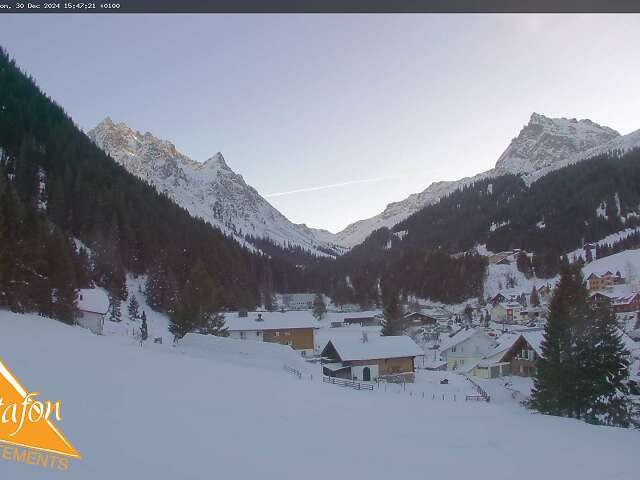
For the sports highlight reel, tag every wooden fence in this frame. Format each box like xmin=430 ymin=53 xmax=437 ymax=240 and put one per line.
xmin=323 ymin=376 xmax=374 ymax=391
xmin=465 ymin=376 xmax=491 ymax=402
xmin=283 ymin=364 xmax=303 ymax=379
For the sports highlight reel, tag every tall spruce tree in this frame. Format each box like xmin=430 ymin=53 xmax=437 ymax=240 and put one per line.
xmin=381 ymin=288 xmax=404 ymax=336
xmin=107 ymin=292 xmax=122 ymax=323
xmin=140 ymin=311 xmax=148 ymax=341
xmin=169 ymin=260 xmax=219 ymax=339
xmin=582 ymin=303 xmax=631 ymax=427
xmin=312 ymin=292 xmax=327 ymax=320
xmin=47 ymin=232 xmax=79 ymax=324
xmin=201 ymin=312 xmax=229 ymax=337
xmin=127 ymin=294 xmax=140 ymax=321
xmin=530 ymin=260 xmax=589 ymax=417
xmin=530 ymin=285 xmax=540 ymax=307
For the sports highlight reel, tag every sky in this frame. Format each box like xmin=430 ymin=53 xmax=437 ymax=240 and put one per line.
xmin=1 ymin=14 xmax=639 ymax=233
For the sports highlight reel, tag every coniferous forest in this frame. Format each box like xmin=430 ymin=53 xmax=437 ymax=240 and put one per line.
xmin=0 ymin=47 xmax=316 ymax=329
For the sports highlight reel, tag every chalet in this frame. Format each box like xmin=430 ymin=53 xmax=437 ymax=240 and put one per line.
xmin=588 ymin=291 xmax=614 ymax=308
xmin=588 ymin=291 xmax=640 ymax=313
xmin=472 ymin=332 xmax=543 ymax=378
xmin=321 ymin=334 xmax=423 ymax=382
xmin=438 ymin=328 xmax=496 ymax=371
xmin=77 ymin=288 xmax=109 ymax=335
xmin=343 ymin=315 xmax=382 ymax=327
xmin=225 ymin=312 xmax=319 ymax=356
xmin=490 ymin=302 xmax=525 ymax=324
xmin=613 ymin=293 xmax=640 ymax=313
xmin=489 ymin=293 xmax=508 ymax=306
xmin=404 ymin=311 xmax=438 ymax=326
xmin=586 ymin=271 xmax=616 ymax=291
xmin=489 ymin=289 xmax=529 ymax=307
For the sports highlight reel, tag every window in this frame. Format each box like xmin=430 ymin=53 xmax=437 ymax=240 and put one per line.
xmin=256 ymin=331 xmax=261 ymax=337
xmin=240 ymin=332 xmax=246 ymax=339
xmin=451 ymin=346 xmax=457 ymax=353
xmin=275 ymin=331 xmax=280 ymax=337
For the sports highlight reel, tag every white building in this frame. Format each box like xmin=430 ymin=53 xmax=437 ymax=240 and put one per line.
xmin=280 ymin=293 xmax=319 ymax=310
xmin=225 ymin=311 xmax=319 ymax=356
xmin=77 ymin=288 xmax=109 ymax=335
xmin=438 ymin=328 xmax=496 ymax=372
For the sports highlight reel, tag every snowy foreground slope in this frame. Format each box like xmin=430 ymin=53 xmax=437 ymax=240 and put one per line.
xmin=1 ymin=311 xmax=638 ymax=480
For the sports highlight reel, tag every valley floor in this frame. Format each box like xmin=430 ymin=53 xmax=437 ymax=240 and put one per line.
xmin=0 ymin=311 xmax=638 ymax=480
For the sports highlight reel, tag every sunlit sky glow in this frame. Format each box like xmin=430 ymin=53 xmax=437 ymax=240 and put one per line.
xmin=1 ymin=14 xmax=639 ymax=232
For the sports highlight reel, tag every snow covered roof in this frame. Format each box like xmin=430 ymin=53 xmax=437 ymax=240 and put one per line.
xmin=77 ymin=288 xmax=109 ymax=315
xmin=322 ymin=362 xmax=350 ymax=372
xmin=438 ymin=328 xmax=491 ymax=353
xmin=613 ymin=293 xmax=640 ymax=306
xmin=522 ymin=331 xmax=545 ymax=357
xmin=496 ymin=302 xmax=523 ymax=309
xmin=484 ymin=333 xmax=523 ymax=361
xmin=324 ymin=335 xmax=423 ymax=362
xmin=225 ymin=311 xmax=319 ymax=332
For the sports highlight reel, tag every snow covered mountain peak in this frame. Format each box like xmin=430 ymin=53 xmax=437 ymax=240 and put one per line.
xmin=203 ymin=152 xmax=228 ymax=169
xmin=88 ymin=118 xmax=343 ymax=257
xmin=336 ymin=113 xmax=636 ymax=248
xmin=494 ymin=113 xmax=619 ymax=175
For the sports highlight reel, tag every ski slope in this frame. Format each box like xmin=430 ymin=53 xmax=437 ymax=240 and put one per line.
xmin=0 ymin=311 xmax=637 ymax=480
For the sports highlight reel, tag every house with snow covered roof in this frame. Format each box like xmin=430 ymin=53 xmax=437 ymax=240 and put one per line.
xmin=612 ymin=293 xmax=640 ymax=313
xmin=404 ymin=311 xmax=438 ymax=326
xmin=490 ymin=302 xmax=526 ymax=324
xmin=225 ymin=311 xmax=319 ymax=356
xmin=320 ymin=334 xmax=423 ymax=382
xmin=77 ymin=288 xmax=109 ymax=335
xmin=343 ymin=313 xmax=382 ymax=327
xmin=438 ymin=328 xmax=496 ymax=372
xmin=586 ymin=271 xmax=624 ymax=291
xmin=472 ymin=331 xmax=544 ymax=379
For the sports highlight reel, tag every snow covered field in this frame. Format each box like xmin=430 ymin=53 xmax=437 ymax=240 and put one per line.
xmin=1 ymin=311 xmax=638 ymax=480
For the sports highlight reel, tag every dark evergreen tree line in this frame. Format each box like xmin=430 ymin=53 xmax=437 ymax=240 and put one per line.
xmin=0 ymin=46 xmax=321 ymax=331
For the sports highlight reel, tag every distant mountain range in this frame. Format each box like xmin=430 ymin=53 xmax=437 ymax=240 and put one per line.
xmin=89 ymin=113 xmax=640 ymax=254
xmin=335 ymin=113 xmax=640 ymax=247
xmin=88 ymin=118 xmax=345 ymax=257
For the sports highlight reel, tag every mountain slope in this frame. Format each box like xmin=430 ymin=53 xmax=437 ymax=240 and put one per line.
xmin=88 ymin=118 xmax=345 ymax=257
xmin=336 ymin=113 xmax=634 ymax=247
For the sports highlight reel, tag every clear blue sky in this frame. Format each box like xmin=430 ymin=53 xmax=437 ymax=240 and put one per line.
xmin=1 ymin=14 xmax=639 ymax=232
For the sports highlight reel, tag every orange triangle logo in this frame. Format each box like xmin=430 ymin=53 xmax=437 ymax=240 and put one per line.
xmin=0 ymin=358 xmax=80 ymax=459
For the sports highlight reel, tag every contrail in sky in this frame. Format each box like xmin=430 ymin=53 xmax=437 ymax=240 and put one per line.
xmin=264 ymin=175 xmax=403 ymax=198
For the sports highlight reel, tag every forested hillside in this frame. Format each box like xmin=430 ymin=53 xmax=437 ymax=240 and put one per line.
xmin=395 ymin=149 xmax=640 ymax=275
xmin=0 ymin=48 xmax=317 ymax=326
xmin=313 ymin=148 xmax=640 ymax=307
